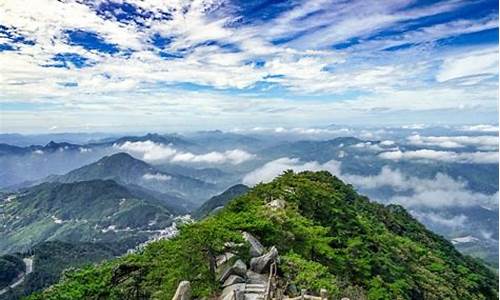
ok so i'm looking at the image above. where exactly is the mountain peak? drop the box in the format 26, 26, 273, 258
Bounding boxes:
99, 152, 142, 164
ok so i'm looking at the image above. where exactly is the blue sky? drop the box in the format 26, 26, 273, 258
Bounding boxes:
0, 0, 498, 132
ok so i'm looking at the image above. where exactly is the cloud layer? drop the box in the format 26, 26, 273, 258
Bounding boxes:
407, 134, 499, 149
115, 140, 254, 164
379, 149, 498, 164
244, 159, 498, 210
242, 157, 341, 186
0, 0, 498, 132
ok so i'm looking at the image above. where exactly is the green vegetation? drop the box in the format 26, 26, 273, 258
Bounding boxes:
28, 171, 498, 299
0, 180, 173, 255
1, 241, 118, 300
0, 254, 25, 289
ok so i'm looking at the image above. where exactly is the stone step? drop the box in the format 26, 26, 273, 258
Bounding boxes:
244, 294, 264, 300
244, 288, 266, 293
246, 284, 265, 288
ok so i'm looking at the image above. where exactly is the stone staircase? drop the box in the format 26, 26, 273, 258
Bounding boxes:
243, 270, 268, 300
172, 232, 333, 300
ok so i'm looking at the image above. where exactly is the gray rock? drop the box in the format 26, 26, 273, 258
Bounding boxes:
250, 246, 278, 274
242, 232, 265, 257
222, 275, 245, 287
234, 289, 245, 300
218, 259, 247, 283
216, 252, 235, 268
267, 198, 286, 210
232, 259, 247, 277
220, 283, 245, 300
172, 281, 191, 300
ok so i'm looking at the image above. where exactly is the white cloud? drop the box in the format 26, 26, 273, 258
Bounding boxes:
344, 166, 498, 209
407, 134, 499, 149
459, 124, 498, 133
143, 173, 172, 181
411, 211, 468, 229
351, 142, 386, 152
436, 49, 499, 82
379, 149, 498, 164
392, 190, 498, 210
114, 140, 254, 165
0, 0, 498, 132
242, 157, 341, 186
380, 140, 395, 146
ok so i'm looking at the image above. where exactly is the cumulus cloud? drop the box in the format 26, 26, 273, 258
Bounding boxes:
407, 134, 498, 149
232, 127, 352, 137
380, 140, 395, 146
115, 140, 255, 165
243, 160, 497, 210
345, 166, 498, 209
459, 124, 498, 133
1, 0, 498, 132
391, 190, 498, 210
142, 173, 172, 181
411, 211, 468, 229
351, 142, 386, 152
379, 149, 498, 164
242, 157, 341, 186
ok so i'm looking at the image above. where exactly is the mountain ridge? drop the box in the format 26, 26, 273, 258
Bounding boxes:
28, 170, 498, 299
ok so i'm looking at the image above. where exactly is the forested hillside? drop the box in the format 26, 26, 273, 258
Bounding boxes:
29, 171, 498, 299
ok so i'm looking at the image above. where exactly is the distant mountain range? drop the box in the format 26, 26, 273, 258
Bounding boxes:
47, 152, 217, 204
0, 130, 497, 270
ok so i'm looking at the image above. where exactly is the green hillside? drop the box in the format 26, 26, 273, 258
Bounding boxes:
28, 171, 498, 299
0, 180, 174, 255
0, 241, 118, 300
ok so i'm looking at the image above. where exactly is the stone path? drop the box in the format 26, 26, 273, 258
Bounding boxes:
243, 270, 268, 300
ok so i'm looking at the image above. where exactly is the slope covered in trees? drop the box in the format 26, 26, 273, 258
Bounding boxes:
0, 179, 174, 254
29, 171, 498, 299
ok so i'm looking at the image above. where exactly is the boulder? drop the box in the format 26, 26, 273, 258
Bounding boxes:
232, 259, 247, 277
172, 281, 191, 300
216, 252, 235, 268
218, 259, 247, 283
222, 275, 245, 287
242, 232, 265, 257
250, 246, 278, 274
267, 198, 286, 210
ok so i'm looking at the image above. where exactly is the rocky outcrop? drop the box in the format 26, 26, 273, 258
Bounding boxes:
242, 232, 265, 257
250, 246, 278, 274
220, 283, 246, 300
222, 275, 245, 287
219, 259, 247, 283
266, 198, 286, 210
172, 281, 191, 300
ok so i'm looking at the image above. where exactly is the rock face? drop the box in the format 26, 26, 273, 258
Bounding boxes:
220, 283, 246, 300
267, 198, 286, 210
219, 259, 247, 283
172, 281, 191, 300
223, 275, 245, 288
232, 259, 247, 277
250, 246, 278, 274
242, 232, 265, 257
